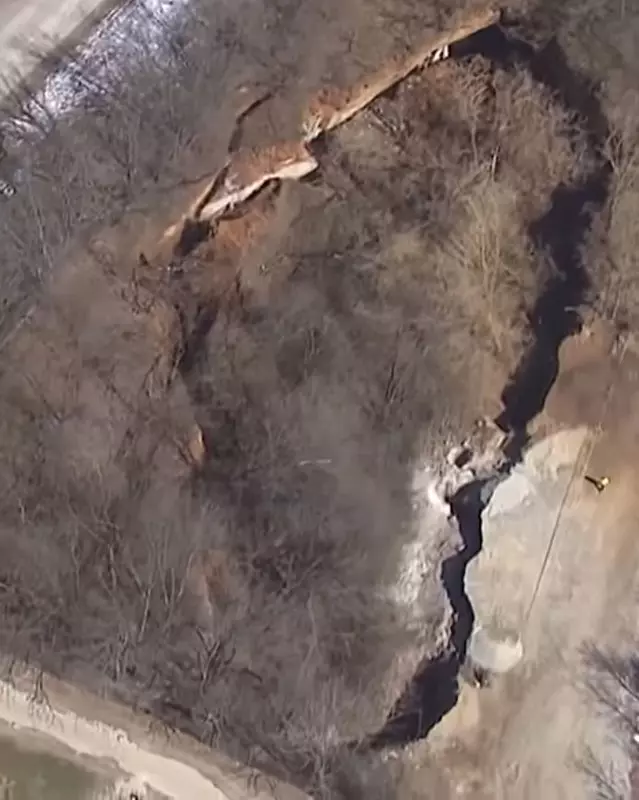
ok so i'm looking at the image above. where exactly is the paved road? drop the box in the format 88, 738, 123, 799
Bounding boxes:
0, 0, 118, 80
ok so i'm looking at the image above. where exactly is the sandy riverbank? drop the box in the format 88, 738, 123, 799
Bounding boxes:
0, 668, 307, 800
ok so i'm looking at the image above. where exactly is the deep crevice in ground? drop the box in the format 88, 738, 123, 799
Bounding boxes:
368, 476, 501, 747
367, 17, 612, 749
456, 21, 611, 456
159, 14, 613, 759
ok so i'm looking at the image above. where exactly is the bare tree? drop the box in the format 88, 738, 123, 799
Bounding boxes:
0, 3, 627, 798
579, 644, 639, 799
583, 88, 639, 328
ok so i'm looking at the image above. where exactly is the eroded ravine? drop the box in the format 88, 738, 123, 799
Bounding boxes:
366, 15, 613, 749
458, 20, 611, 455
368, 474, 504, 748
147, 6, 614, 766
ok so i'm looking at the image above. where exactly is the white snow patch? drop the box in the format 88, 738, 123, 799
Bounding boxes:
393, 431, 509, 617
12, 0, 191, 131
426, 480, 452, 517
393, 452, 478, 613
391, 461, 448, 612
392, 536, 432, 612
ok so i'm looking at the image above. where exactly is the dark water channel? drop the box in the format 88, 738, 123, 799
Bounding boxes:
368, 15, 611, 748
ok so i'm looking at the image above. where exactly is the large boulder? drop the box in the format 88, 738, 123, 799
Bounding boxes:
466, 427, 590, 654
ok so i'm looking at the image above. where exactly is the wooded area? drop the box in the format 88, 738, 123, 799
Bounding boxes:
0, 0, 638, 797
